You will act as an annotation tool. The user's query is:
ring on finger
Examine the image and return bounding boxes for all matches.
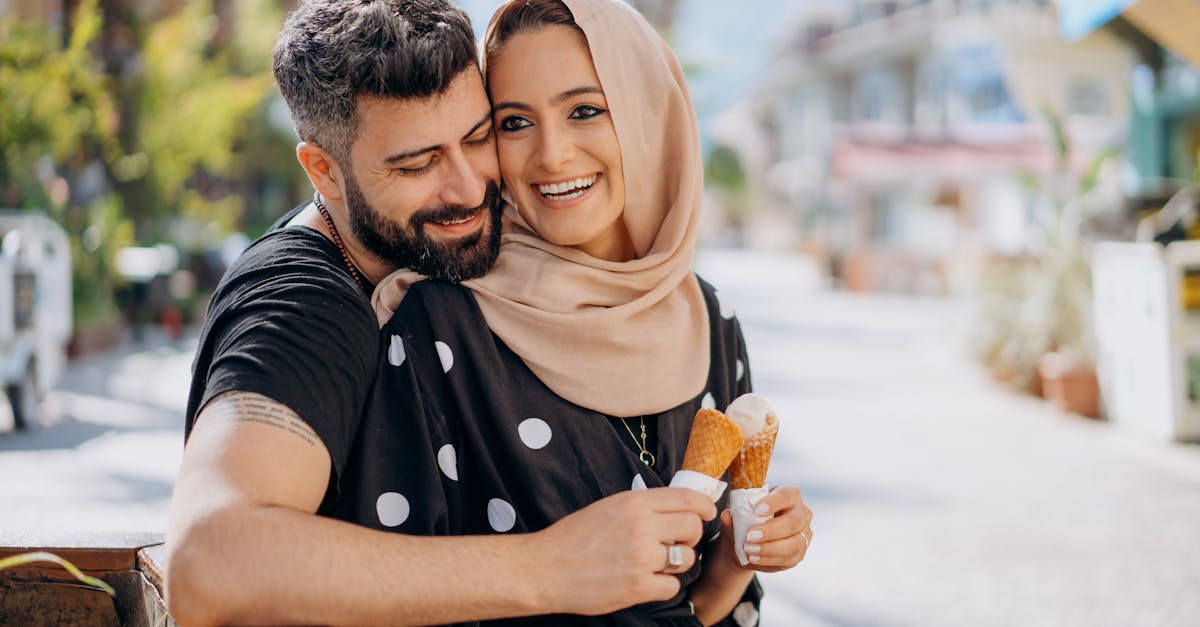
[799,530,810,550]
[661,544,685,572]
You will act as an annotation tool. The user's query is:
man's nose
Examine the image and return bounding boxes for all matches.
[440,149,488,208]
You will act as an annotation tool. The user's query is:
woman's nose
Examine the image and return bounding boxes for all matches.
[537,124,575,172]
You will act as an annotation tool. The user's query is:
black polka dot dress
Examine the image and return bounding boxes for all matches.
[330,276,763,626]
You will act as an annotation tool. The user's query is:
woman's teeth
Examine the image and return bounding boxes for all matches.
[538,175,597,199]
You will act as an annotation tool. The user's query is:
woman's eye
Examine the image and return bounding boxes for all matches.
[498,116,532,132]
[570,104,606,120]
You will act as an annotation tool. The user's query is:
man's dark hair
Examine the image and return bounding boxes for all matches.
[273,0,478,165]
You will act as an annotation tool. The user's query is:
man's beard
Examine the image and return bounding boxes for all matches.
[343,172,502,283]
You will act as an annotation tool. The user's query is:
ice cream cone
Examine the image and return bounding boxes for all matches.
[729,415,779,489]
[680,408,744,479]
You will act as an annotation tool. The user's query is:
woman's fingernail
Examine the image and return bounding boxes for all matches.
[754,503,770,515]
[743,543,760,554]
[748,555,760,563]
[746,529,763,542]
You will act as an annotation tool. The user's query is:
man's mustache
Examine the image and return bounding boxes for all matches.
[410,182,501,229]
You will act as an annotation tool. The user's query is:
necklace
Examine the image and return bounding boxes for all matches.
[618,416,655,467]
[312,193,367,293]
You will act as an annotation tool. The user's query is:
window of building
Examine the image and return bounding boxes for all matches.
[1066,78,1110,116]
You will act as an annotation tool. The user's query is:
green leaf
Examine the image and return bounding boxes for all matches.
[0,551,116,596]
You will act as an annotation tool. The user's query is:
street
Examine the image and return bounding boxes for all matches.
[3,248,1200,626]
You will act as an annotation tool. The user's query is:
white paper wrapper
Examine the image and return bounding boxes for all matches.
[730,486,771,566]
[668,469,728,502]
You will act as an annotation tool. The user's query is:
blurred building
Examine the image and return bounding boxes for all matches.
[717,0,1132,293]
[1060,0,1200,226]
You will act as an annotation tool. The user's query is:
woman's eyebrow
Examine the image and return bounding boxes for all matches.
[491,85,605,114]
[552,85,603,105]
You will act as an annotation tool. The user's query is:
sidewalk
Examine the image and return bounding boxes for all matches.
[695,249,1200,627]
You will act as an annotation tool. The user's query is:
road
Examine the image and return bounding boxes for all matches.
[2,248,1199,626]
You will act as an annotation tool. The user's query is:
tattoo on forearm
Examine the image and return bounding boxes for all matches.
[199,392,319,446]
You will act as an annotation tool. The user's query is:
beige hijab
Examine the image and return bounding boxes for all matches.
[373,0,709,417]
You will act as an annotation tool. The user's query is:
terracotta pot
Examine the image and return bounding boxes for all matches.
[1038,352,1102,418]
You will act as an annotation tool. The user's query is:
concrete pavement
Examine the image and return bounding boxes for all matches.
[693,249,1200,627]
[1,248,1198,625]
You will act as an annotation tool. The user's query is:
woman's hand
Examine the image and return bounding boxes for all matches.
[730,485,812,572]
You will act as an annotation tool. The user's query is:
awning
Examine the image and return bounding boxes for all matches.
[1058,0,1134,41]
[1058,0,1200,68]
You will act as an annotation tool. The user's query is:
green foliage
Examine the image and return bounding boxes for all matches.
[973,107,1111,387]
[0,0,118,214]
[705,145,747,194]
[705,144,749,227]
[1,0,291,326]
[0,0,130,324]
[121,0,281,240]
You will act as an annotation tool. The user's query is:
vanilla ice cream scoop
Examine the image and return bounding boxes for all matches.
[726,393,776,437]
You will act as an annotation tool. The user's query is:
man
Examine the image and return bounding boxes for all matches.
[165,1,715,625]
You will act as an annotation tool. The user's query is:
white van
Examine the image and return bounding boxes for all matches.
[0,211,72,431]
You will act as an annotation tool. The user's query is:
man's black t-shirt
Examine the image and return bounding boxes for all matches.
[185,205,378,495]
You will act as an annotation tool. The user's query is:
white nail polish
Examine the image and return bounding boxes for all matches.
[754,503,769,516]
[748,555,760,563]
[746,530,763,542]
[744,543,760,554]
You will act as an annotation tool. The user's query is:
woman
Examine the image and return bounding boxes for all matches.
[369,0,812,623]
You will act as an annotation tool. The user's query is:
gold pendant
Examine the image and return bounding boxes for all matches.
[640,450,656,467]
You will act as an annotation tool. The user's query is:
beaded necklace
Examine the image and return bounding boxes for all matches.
[312,193,367,293]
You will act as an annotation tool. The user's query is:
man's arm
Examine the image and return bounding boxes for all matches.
[166,391,715,626]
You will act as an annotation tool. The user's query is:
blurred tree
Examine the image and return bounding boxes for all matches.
[0,0,133,326]
[1,0,297,328]
[704,144,750,229]
[105,0,282,243]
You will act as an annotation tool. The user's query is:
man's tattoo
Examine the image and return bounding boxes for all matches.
[199,392,319,446]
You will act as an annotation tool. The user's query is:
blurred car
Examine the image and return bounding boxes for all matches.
[0,211,72,431]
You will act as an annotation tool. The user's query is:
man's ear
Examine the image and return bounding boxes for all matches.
[297,142,346,202]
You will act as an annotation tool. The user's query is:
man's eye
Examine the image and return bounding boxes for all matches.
[397,159,435,175]
[467,127,495,146]
[498,116,532,132]
[570,105,606,120]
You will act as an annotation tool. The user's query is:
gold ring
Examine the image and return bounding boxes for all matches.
[800,530,810,550]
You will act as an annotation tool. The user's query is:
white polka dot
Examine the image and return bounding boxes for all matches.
[388,335,407,366]
[518,418,553,449]
[736,359,745,381]
[435,341,454,373]
[437,444,458,481]
[376,492,410,527]
[717,291,735,320]
[702,392,717,410]
[487,498,517,532]
[631,474,647,490]
[732,601,759,627]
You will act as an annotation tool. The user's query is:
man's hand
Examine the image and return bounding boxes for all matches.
[531,487,716,616]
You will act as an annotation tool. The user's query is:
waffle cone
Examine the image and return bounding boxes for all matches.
[681,408,745,478]
[729,415,779,489]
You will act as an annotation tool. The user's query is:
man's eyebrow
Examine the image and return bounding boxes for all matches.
[383,111,492,164]
[491,86,605,115]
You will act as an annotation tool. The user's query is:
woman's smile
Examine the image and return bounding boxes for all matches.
[534,173,600,204]
[488,24,631,261]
